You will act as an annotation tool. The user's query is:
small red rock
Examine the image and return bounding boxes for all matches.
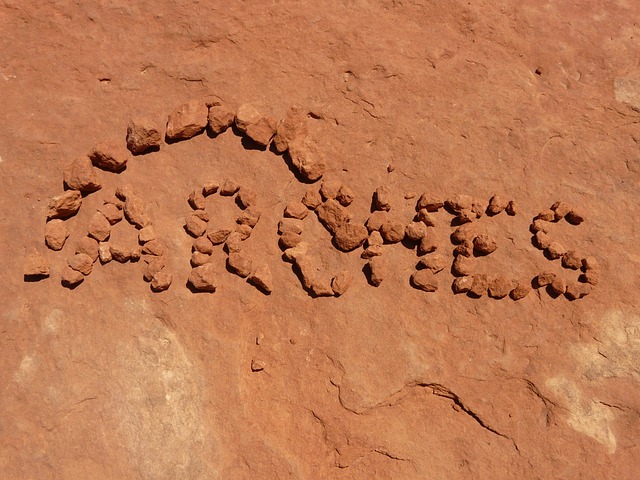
[61,266,84,287]
[451,223,477,244]
[469,274,489,297]
[287,138,326,182]
[76,236,99,262]
[365,211,389,233]
[334,223,368,251]
[380,221,405,243]
[452,255,477,276]
[98,243,112,264]
[473,234,497,255]
[166,100,208,140]
[534,231,551,249]
[207,228,232,245]
[88,212,111,242]
[405,221,427,241]
[138,225,157,244]
[225,232,244,253]
[24,250,49,278]
[336,186,355,206]
[220,179,240,196]
[374,186,392,211]
[320,179,342,201]
[185,213,208,237]
[562,250,582,269]
[548,276,567,295]
[126,117,162,155]
[237,187,257,209]
[418,231,438,255]
[566,209,585,225]
[273,106,309,153]
[452,276,473,294]
[193,236,214,254]
[331,270,353,296]
[510,281,532,300]
[227,252,253,278]
[411,269,438,292]
[207,103,236,135]
[124,195,152,228]
[316,199,351,234]
[89,142,129,172]
[150,271,172,292]
[142,256,166,282]
[535,209,555,222]
[98,203,123,225]
[551,201,572,221]
[68,253,93,275]
[566,282,592,300]
[454,240,474,257]
[63,156,102,192]
[280,231,303,249]
[284,202,308,220]
[488,276,512,299]
[416,209,436,226]
[191,251,210,267]
[188,188,206,210]
[237,207,261,228]
[506,200,518,216]
[44,220,70,251]
[416,194,443,212]
[47,190,82,219]
[188,263,217,292]
[581,269,599,286]
[248,264,273,294]
[235,104,262,133]
[141,239,166,256]
[278,218,304,235]
[302,189,322,210]
[446,194,473,213]
[110,243,131,263]
[546,242,566,259]
[536,272,556,287]
[367,256,386,286]
[202,181,219,196]
[245,116,277,146]
[486,195,508,215]
[417,254,447,273]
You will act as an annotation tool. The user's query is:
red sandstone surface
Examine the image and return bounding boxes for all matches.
[2,1,640,479]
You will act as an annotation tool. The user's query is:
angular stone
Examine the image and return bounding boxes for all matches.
[207,228,232,245]
[416,194,443,212]
[235,103,262,133]
[166,100,208,140]
[24,251,49,278]
[237,187,257,209]
[47,190,82,219]
[141,239,166,256]
[488,276,512,299]
[451,223,477,244]
[367,256,386,287]
[411,269,438,292]
[536,272,556,287]
[188,263,217,292]
[126,117,162,155]
[280,231,303,249]
[373,186,392,211]
[193,236,214,255]
[510,281,532,300]
[320,179,342,201]
[188,188,206,210]
[225,232,244,253]
[124,195,151,228]
[446,194,473,213]
[207,103,236,134]
[110,243,131,263]
[98,203,123,225]
[68,253,93,275]
[536,209,555,222]
[235,224,253,241]
[88,212,111,242]
[191,251,210,267]
[245,116,277,146]
[273,105,308,153]
[581,269,599,286]
[44,220,70,251]
[487,195,508,215]
[562,250,582,270]
[456,209,476,224]
[316,199,351,234]
[582,256,599,271]
[61,266,84,288]
[548,276,567,296]
[76,236,99,262]
[417,254,447,273]
[469,274,489,297]
[283,242,309,263]
[454,240,474,257]
[551,201,573,221]
[302,189,322,210]
[530,219,550,233]
[416,209,436,226]
[336,186,355,207]
[546,242,566,260]
[98,243,112,264]
[566,209,585,225]
[361,245,383,259]
[405,221,427,241]
[566,281,592,300]
[142,256,166,282]
[287,138,326,181]
[473,234,497,255]
[89,142,129,172]
[506,200,518,216]
[365,211,389,233]
[368,231,383,247]
[63,156,101,192]
[237,207,261,228]
[227,252,253,278]
[380,221,405,244]
[534,231,551,250]
[220,179,240,196]
[417,231,438,255]
[138,225,157,244]
[452,276,473,294]
[452,255,477,276]
[248,264,273,294]
[331,270,353,296]
[150,271,172,292]
[284,202,308,220]
[334,223,368,252]
[185,213,208,237]
[202,181,219,196]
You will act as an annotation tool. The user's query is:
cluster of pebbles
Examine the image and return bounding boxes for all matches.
[183,180,273,294]
[530,202,595,300]
[26,97,320,292]
[277,179,357,296]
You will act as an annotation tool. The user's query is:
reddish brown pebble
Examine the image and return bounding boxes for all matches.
[235,104,262,133]
[202,182,219,196]
[150,271,172,292]
[220,179,240,196]
[452,255,477,276]
[582,256,599,271]
[225,232,244,253]
[405,221,427,241]
[566,210,585,225]
[278,218,304,235]
[68,253,93,275]
[471,199,485,218]
[380,221,405,244]
[551,201,573,221]
[530,219,550,233]
[368,231,383,247]
[473,234,497,255]
[227,252,253,278]
[98,203,123,225]
[510,281,532,300]
[287,138,326,181]
[331,270,353,296]
[124,194,151,228]
[416,194,443,212]
[236,187,257,209]
[456,209,475,224]
[411,269,438,292]
[365,211,388,232]
[76,237,99,262]
[280,231,303,249]
[110,244,131,263]
[536,272,556,287]
[446,194,473,213]
[581,270,599,286]
[235,224,253,240]
[248,264,273,294]
[89,142,129,172]
[237,207,261,228]
[185,213,208,237]
[452,276,473,294]
[334,223,368,252]
[193,236,214,255]
[451,223,477,244]
[141,240,166,256]
[566,282,592,300]
[487,195,508,215]
[142,256,166,282]
[166,100,208,140]
[98,243,112,264]
[316,199,351,234]
[546,242,566,259]
[418,231,438,255]
[191,251,210,267]
[469,274,489,297]
[336,186,355,206]
[207,229,232,245]
[246,116,277,147]
[284,202,309,220]
[47,190,82,219]
[188,263,217,292]
[320,179,342,201]
[273,105,309,153]
[88,212,111,242]
[454,240,474,257]
[207,103,236,135]
[373,186,392,211]
[126,117,162,155]
[506,200,518,216]
[24,251,50,278]
[61,266,84,287]
[562,250,582,269]
[488,276,512,299]
[367,256,386,286]
[534,231,551,249]
[536,210,555,222]
[44,220,70,251]
[188,188,206,210]
[138,226,157,244]
[63,156,102,192]
[416,209,436,226]
[548,276,567,295]
[302,189,322,210]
